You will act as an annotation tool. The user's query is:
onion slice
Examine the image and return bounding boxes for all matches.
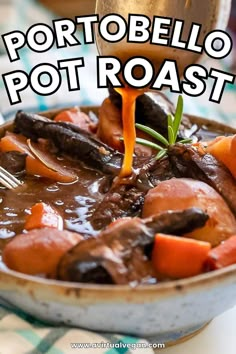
[27,139,78,183]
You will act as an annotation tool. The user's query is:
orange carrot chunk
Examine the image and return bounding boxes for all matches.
[25,202,63,230]
[206,135,236,179]
[54,108,94,132]
[0,132,76,183]
[206,235,236,270]
[0,132,31,154]
[152,234,211,279]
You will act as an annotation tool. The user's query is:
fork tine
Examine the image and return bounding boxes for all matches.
[0,166,23,189]
[0,167,22,186]
[0,175,16,189]
[0,174,18,189]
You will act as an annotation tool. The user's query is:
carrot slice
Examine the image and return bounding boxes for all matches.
[206,135,236,178]
[25,202,63,230]
[152,234,211,279]
[206,235,236,270]
[0,132,77,183]
[54,108,93,132]
[0,132,32,155]
[27,139,77,182]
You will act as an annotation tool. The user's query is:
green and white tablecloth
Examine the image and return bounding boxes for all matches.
[0,1,235,354]
[0,302,154,354]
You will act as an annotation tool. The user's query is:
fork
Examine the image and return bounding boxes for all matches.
[0,166,23,189]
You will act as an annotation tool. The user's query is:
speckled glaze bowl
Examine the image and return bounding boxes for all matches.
[0,109,236,345]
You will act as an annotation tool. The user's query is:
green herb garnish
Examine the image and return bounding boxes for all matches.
[135,95,192,160]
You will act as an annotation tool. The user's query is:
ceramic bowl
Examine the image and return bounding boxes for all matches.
[0,108,236,345]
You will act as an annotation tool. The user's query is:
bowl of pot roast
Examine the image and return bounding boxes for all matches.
[0,88,235,344]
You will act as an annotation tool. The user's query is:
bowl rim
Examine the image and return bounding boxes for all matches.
[0,107,236,296]
[1,263,236,294]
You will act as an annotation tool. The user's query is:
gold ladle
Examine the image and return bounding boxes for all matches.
[95,0,232,77]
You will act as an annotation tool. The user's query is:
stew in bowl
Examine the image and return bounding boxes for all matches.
[0,90,236,288]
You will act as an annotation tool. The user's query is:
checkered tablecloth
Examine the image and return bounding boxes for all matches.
[0,302,154,354]
[0,1,235,354]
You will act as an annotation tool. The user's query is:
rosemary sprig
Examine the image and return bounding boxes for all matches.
[135,124,169,147]
[178,138,193,144]
[135,95,192,160]
[168,121,175,145]
[156,149,168,160]
[135,138,164,151]
[173,95,183,140]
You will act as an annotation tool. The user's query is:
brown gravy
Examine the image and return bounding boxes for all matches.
[0,161,107,250]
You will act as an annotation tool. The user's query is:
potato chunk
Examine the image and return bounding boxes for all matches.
[3,228,83,277]
[142,178,236,246]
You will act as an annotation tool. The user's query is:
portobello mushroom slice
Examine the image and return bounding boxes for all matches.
[91,184,145,230]
[92,157,178,230]
[169,144,236,216]
[14,111,123,175]
[58,208,208,285]
[0,151,26,175]
[138,157,178,189]
[108,87,173,138]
